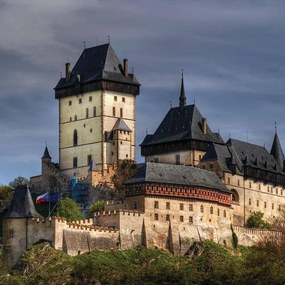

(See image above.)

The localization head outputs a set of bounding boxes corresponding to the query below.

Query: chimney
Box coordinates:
[65,62,71,81]
[202,118,207,134]
[123,58,128,77]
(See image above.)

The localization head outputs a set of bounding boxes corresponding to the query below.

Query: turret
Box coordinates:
[179,72,186,108]
[270,126,284,169]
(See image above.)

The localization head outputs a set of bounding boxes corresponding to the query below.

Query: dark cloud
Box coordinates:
[1,0,285,183]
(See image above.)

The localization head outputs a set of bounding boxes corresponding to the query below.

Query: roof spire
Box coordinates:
[42,144,52,160]
[179,70,186,108]
[270,124,284,168]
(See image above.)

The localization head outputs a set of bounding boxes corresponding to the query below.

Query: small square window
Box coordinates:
[166,214,170,221]
[189,204,193,211]
[122,97,125,102]
[9,229,14,239]
[189,216,193,223]
[79,98,82,104]
[69,101,72,106]
[154,213,159,221]
[154,201,159,209]
[89,96,92,102]
[166,202,170,210]
[114,96,117,101]
[180,203,184,211]
[180,216,184,222]
[73,157,78,168]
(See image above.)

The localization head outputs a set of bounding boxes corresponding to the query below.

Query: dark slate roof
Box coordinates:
[42,146,51,160]
[270,132,284,168]
[5,185,42,218]
[112,118,131,132]
[201,143,243,174]
[227,138,280,172]
[55,43,140,90]
[125,162,230,193]
[141,104,221,146]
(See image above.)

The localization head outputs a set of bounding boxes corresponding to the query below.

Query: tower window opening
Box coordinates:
[68,101,72,106]
[93,106,96,117]
[86,108,89,118]
[113,107,116,116]
[87,155,92,166]
[79,98,82,104]
[73,157,78,168]
[120,108,123,117]
[89,96,92,102]
[73,129,78,146]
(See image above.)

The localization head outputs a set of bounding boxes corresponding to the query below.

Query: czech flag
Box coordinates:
[36,193,48,204]
[36,193,59,204]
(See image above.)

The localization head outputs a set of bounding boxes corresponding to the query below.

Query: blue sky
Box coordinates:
[1,0,285,184]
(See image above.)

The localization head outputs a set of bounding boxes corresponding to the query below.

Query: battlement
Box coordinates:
[94,209,143,217]
[233,225,283,237]
[66,222,117,233]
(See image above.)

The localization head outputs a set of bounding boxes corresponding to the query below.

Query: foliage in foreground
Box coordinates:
[246,211,271,229]
[1,240,285,285]
[56,197,84,221]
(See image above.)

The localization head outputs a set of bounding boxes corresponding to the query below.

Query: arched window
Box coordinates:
[73,129,78,146]
[200,205,204,213]
[231,189,240,203]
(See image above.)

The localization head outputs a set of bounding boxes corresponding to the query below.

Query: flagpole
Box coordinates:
[48,187,51,218]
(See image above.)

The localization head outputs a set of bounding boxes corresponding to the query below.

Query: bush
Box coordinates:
[56,197,84,221]
[246,211,271,229]
[88,201,105,217]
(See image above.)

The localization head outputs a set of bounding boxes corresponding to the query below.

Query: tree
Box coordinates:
[56,197,84,221]
[246,211,271,229]
[9,176,29,188]
[88,201,105,217]
[0,185,13,211]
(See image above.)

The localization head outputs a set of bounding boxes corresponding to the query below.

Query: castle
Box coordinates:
[3,43,285,267]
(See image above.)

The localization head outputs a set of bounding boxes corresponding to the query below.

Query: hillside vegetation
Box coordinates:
[1,240,285,285]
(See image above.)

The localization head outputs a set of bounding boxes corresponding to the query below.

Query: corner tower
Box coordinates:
[54,43,140,177]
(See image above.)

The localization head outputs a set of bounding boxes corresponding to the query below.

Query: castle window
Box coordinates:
[279,205,281,211]
[258,184,261,190]
[272,203,274,210]
[166,214,170,221]
[223,210,226,218]
[175,154,180,165]
[249,182,252,188]
[154,157,159,163]
[87,155,92,166]
[90,129,92,133]
[209,163,214,170]
[154,201,159,209]
[93,106,96,117]
[120,141,123,145]
[227,177,231,184]
[134,200,138,209]
[249,198,251,205]
[89,96,92,102]
[113,107,116,116]
[166,202,170,210]
[114,96,117,101]
[200,205,204,213]
[79,98,82,104]
[189,204,193,211]
[238,180,240,186]
[180,216,184,222]
[154,213,159,221]
[264,202,267,208]
[257,200,259,207]
[276,188,278,195]
[9,229,14,239]
[86,108,89,118]
[217,208,220,216]
[73,157,78,168]
[122,97,125,102]
[180,203,184,211]
[70,117,72,122]
[73,129,78,146]
[126,154,128,158]
[68,100,72,106]
[189,216,193,223]
[120,108,123,117]
[74,115,77,121]
[210,206,213,214]
[267,186,270,192]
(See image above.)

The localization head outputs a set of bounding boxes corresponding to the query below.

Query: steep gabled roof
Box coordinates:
[125,162,230,193]
[55,43,140,90]
[5,185,42,218]
[270,132,284,168]
[227,138,280,172]
[42,146,51,160]
[112,118,131,132]
[141,104,221,146]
